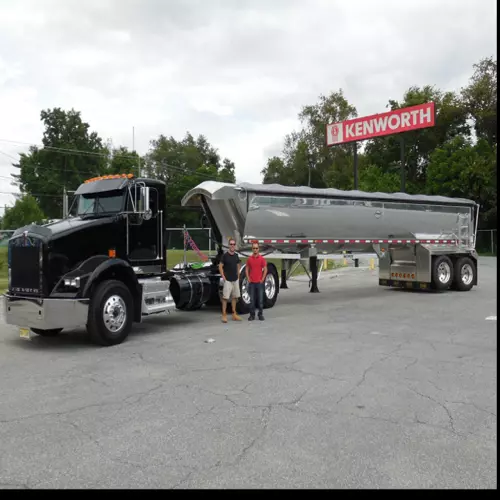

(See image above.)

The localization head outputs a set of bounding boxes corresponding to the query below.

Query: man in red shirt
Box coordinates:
[245,241,267,321]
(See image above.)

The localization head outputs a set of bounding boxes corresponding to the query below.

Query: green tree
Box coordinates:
[426,136,497,228]
[142,132,236,227]
[262,90,359,189]
[461,56,497,147]
[363,85,469,193]
[12,108,109,219]
[2,194,46,230]
[107,146,142,176]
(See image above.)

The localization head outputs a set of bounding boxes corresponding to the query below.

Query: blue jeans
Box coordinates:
[248,282,264,316]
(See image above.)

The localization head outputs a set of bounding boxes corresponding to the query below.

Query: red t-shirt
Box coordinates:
[246,254,267,283]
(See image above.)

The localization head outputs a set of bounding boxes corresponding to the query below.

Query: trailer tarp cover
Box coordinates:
[237,182,476,206]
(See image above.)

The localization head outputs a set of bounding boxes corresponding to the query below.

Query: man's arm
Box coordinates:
[245,259,250,281]
[219,255,226,280]
[261,257,268,282]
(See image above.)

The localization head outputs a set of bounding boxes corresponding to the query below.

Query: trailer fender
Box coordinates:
[82,258,143,322]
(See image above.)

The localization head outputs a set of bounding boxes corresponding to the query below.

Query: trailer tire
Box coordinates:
[87,280,134,346]
[263,263,279,309]
[452,257,476,292]
[31,328,63,337]
[431,255,454,291]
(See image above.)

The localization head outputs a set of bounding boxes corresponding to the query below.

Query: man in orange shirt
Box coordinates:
[245,242,267,321]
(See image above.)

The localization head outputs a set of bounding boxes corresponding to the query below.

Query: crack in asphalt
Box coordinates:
[0,383,165,425]
[335,342,409,405]
[447,400,497,418]
[406,386,460,436]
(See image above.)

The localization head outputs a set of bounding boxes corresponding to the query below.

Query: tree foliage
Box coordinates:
[13,108,109,219]
[262,90,358,189]
[263,56,497,228]
[2,194,46,230]
[7,56,497,231]
[142,132,236,227]
[461,56,497,146]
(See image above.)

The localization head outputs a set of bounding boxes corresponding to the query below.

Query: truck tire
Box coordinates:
[87,280,134,346]
[31,328,63,337]
[431,255,454,291]
[236,268,251,315]
[452,257,476,292]
[263,263,279,309]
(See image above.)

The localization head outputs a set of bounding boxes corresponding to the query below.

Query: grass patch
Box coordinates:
[0,247,347,294]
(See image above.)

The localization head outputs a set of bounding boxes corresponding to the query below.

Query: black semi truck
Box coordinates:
[2,174,280,346]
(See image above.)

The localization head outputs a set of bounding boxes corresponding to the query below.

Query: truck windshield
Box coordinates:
[76,191,125,216]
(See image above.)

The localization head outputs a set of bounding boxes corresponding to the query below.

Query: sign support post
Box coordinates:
[400,136,405,193]
[353,142,358,190]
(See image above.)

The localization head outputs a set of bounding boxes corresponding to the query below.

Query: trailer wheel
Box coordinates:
[452,257,476,292]
[87,280,133,346]
[263,263,279,309]
[431,255,454,291]
[31,328,63,337]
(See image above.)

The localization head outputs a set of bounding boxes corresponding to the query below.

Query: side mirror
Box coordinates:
[140,186,152,220]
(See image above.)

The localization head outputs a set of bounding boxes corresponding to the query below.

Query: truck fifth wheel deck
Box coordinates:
[2,175,479,346]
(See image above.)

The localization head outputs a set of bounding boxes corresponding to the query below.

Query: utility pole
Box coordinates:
[133,126,141,177]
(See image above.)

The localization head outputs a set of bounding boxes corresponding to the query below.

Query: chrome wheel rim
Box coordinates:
[461,264,473,285]
[437,261,452,284]
[241,278,250,304]
[265,273,276,299]
[102,295,127,333]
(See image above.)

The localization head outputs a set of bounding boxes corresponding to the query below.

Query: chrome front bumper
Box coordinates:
[2,295,89,330]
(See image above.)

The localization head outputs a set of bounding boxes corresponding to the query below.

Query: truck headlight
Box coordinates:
[8,268,11,288]
[64,277,81,288]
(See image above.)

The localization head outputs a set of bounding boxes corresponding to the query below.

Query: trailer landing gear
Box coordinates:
[280,260,289,289]
[309,256,320,293]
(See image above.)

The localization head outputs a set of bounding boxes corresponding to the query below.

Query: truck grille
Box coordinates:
[9,238,42,295]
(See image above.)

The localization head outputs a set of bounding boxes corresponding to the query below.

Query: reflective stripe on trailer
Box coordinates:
[243,238,458,245]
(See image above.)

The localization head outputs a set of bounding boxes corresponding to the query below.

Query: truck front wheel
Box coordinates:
[87,280,134,346]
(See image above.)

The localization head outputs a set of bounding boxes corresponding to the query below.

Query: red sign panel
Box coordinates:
[326,102,435,146]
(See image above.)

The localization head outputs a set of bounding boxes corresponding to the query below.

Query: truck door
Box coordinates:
[126,186,161,263]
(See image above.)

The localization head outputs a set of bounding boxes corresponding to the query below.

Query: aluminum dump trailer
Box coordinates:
[182,181,480,293]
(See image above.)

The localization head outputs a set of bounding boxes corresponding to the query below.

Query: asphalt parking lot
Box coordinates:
[0,257,497,489]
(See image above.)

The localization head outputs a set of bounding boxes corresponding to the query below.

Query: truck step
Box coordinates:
[139,278,176,315]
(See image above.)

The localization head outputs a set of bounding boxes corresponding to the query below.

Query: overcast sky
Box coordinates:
[0,0,496,212]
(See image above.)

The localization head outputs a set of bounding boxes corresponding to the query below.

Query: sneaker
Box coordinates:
[258,314,265,321]
[222,314,228,323]
[232,313,242,321]
[248,315,255,321]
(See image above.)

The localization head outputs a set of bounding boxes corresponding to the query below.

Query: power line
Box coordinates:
[0,139,228,182]
[0,150,222,183]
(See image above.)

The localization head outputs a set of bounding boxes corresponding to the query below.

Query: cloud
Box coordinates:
[0,0,497,208]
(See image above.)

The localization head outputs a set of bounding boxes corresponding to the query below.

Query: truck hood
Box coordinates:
[11,215,118,243]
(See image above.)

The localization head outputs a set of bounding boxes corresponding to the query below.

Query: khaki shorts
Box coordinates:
[222,280,241,300]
